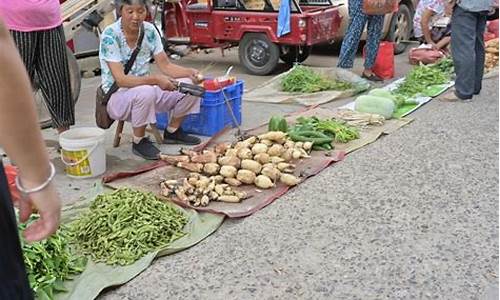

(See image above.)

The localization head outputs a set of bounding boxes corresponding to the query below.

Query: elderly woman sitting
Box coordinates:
[413,0,451,50]
[99,0,202,160]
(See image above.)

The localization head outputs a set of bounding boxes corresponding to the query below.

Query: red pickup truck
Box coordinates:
[162,0,343,75]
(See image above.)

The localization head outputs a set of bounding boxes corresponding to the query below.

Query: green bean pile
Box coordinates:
[69,188,188,266]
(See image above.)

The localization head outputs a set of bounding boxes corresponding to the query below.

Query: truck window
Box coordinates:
[298,0,332,6]
[266,0,300,11]
[214,0,300,11]
[241,0,265,10]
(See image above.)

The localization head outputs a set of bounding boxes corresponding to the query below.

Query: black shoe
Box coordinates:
[132,137,160,160]
[163,128,201,145]
[362,72,384,82]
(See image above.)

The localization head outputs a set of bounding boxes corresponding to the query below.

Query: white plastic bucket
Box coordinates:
[59,127,106,178]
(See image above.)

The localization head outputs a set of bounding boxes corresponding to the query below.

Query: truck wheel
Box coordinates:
[37,46,81,129]
[239,33,280,75]
[386,3,412,55]
[280,46,311,65]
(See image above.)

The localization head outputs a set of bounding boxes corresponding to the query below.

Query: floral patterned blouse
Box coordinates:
[99,19,164,93]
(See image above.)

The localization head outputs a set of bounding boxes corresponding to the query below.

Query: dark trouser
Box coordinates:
[10,25,75,129]
[451,5,488,100]
[0,161,33,299]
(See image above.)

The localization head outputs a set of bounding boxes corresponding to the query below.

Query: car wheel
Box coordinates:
[387,3,412,55]
[280,45,311,65]
[239,33,280,75]
[36,46,81,129]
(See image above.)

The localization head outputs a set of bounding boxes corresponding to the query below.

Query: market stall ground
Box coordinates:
[32,46,499,299]
[41,46,417,206]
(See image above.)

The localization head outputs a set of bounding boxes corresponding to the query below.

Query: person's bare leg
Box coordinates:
[132,125,147,139]
[168,116,184,130]
[163,115,201,145]
[437,36,451,49]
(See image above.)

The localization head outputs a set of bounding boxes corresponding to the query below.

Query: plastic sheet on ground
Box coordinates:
[54,184,224,300]
[244,66,371,105]
[104,152,345,218]
[340,79,455,118]
[290,107,413,154]
[104,106,412,218]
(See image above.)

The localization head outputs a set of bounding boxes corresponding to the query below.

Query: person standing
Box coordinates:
[441,0,495,101]
[337,0,385,81]
[0,0,75,134]
[0,18,62,299]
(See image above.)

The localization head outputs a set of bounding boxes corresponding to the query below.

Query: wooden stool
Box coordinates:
[113,120,164,147]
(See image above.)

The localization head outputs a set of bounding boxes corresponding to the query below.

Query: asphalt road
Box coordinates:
[40,46,499,299]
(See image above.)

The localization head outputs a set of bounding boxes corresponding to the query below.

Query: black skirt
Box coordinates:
[0,161,33,300]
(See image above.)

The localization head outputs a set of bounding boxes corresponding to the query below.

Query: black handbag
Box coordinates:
[95,25,145,129]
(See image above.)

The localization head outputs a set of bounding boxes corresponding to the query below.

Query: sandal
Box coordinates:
[362,72,384,82]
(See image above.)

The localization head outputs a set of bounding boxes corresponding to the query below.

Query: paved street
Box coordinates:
[40,46,499,299]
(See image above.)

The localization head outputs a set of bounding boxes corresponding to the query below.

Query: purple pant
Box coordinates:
[107,80,200,128]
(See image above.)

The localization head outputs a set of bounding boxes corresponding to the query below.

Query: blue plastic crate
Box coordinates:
[156,80,243,136]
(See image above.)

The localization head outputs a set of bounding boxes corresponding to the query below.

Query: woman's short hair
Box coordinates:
[118,0,151,9]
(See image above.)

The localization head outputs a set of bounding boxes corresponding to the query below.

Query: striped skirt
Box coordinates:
[10,25,75,129]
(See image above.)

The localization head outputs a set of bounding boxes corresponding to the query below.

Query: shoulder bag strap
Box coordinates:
[104,24,146,99]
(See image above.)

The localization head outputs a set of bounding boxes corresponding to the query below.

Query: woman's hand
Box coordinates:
[187,68,203,84]
[155,74,176,91]
[17,182,61,242]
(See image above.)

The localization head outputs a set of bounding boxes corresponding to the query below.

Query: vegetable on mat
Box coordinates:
[281,66,353,93]
[392,62,452,99]
[431,57,454,75]
[288,116,360,147]
[354,95,395,119]
[485,38,499,72]
[19,217,86,300]
[268,116,288,132]
[368,88,417,108]
[331,109,385,127]
[68,188,188,266]
[161,174,248,206]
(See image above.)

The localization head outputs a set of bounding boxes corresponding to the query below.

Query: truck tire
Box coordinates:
[280,45,311,65]
[386,3,412,55]
[37,46,81,129]
[239,33,280,75]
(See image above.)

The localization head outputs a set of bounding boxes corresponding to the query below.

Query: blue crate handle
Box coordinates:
[220,85,240,128]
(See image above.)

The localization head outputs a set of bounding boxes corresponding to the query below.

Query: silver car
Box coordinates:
[332,0,419,54]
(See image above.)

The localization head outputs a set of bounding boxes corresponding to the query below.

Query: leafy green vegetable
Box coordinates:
[290,116,359,144]
[281,66,353,93]
[430,58,454,74]
[392,62,452,99]
[19,217,86,300]
[68,188,188,266]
